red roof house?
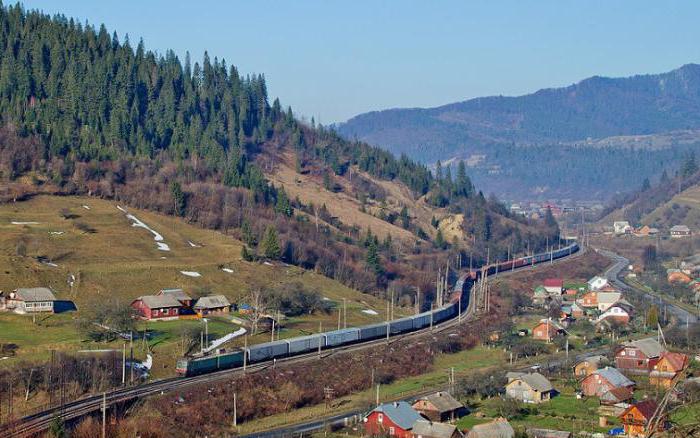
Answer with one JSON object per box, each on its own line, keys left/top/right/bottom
{"left": 650, "top": 352, "right": 689, "bottom": 388}
{"left": 363, "top": 401, "right": 423, "bottom": 438}
{"left": 615, "top": 338, "right": 665, "bottom": 374}
{"left": 543, "top": 279, "right": 564, "bottom": 294}
{"left": 619, "top": 400, "right": 667, "bottom": 437}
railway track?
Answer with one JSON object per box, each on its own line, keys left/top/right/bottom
{"left": 2, "top": 244, "right": 583, "bottom": 437}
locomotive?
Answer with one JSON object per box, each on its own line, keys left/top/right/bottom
{"left": 176, "top": 242, "right": 579, "bottom": 376}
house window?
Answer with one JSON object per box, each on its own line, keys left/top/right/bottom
{"left": 389, "top": 427, "right": 395, "bottom": 435}
{"left": 378, "top": 414, "right": 383, "bottom": 423}
{"left": 628, "top": 350, "right": 636, "bottom": 357}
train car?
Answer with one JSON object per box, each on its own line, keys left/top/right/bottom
{"left": 433, "top": 305, "right": 456, "bottom": 324}
{"left": 412, "top": 311, "right": 432, "bottom": 330}
{"left": 359, "top": 322, "right": 388, "bottom": 341}
{"left": 176, "top": 350, "right": 244, "bottom": 376}
{"left": 324, "top": 328, "right": 360, "bottom": 347}
{"left": 389, "top": 316, "right": 413, "bottom": 334}
{"left": 246, "top": 339, "right": 289, "bottom": 363}
{"left": 287, "top": 334, "right": 325, "bottom": 354}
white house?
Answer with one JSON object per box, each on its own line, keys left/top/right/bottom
{"left": 613, "top": 221, "right": 632, "bottom": 235}
{"left": 587, "top": 276, "right": 609, "bottom": 291}
{"left": 597, "top": 292, "right": 622, "bottom": 312}
{"left": 670, "top": 225, "right": 691, "bottom": 238}
{"left": 6, "top": 288, "right": 57, "bottom": 313}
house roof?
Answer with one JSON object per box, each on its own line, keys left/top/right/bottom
{"left": 658, "top": 352, "right": 688, "bottom": 372}
{"left": 620, "top": 400, "right": 658, "bottom": 421}
{"left": 159, "top": 288, "right": 192, "bottom": 301}
{"left": 575, "top": 354, "right": 607, "bottom": 368}
{"left": 136, "top": 294, "right": 181, "bottom": 309}
{"left": 597, "top": 292, "right": 622, "bottom": 304}
{"left": 600, "top": 386, "right": 634, "bottom": 403}
{"left": 622, "top": 338, "right": 665, "bottom": 358}
{"left": 592, "top": 367, "right": 635, "bottom": 388}
{"left": 509, "top": 372, "right": 554, "bottom": 393}
{"left": 412, "top": 420, "right": 457, "bottom": 438}
{"left": 543, "top": 279, "right": 563, "bottom": 288}
{"left": 671, "top": 225, "right": 690, "bottom": 233}
{"left": 526, "top": 428, "right": 572, "bottom": 438}
{"left": 371, "top": 401, "right": 423, "bottom": 430}
{"left": 467, "top": 418, "right": 514, "bottom": 438}
{"left": 417, "top": 391, "right": 463, "bottom": 413}
{"left": 13, "top": 287, "right": 56, "bottom": 302}
{"left": 194, "top": 295, "right": 231, "bottom": 309}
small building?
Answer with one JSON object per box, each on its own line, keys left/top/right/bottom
{"left": 569, "top": 302, "right": 584, "bottom": 318}
{"left": 579, "top": 291, "right": 598, "bottom": 308}
{"left": 667, "top": 269, "right": 692, "bottom": 284}
{"left": 580, "top": 367, "right": 635, "bottom": 397}
{"left": 158, "top": 288, "right": 193, "bottom": 307}
{"left": 670, "top": 225, "right": 691, "bottom": 238}
{"left": 131, "top": 295, "right": 181, "bottom": 320}
{"left": 587, "top": 276, "right": 609, "bottom": 291}
{"left": 5, "top": 288, "right": 57, "bottom": 313}
{"left": 466, "top": 418, "right": 514, "bottom": 438}
{"left": 412, "top": 420, "right": 462, "bottom": 438}
{"left": 193, "top": 295, "right": 231, "bottom": 316}
{"left": 619, "top": 400, "right": 667, "bottom": 437}
{"left": 526, "top": 428, "right": 572, "bottom": 438}
{"left": 596, "top": 292, "right": 622, "bottom": 312}
{"left": 573, "top": 355, "right": 608, "bottom": 378}
{"left": 600, "top": 386, "right": 634, "bottom": 405}
{"left": 615, "top": 338, "right": 665, "bottom": 374}
{"left": 596, "top": 300, "right": 634, "bottom": 326}
{"left": 363, "top": 401, "right": 423, "bottom": 438}
{"left": 613, "top": 221, "right": 632, "bottom": 235}
{"left": 532, "top": 319, "right": 566, "bottom": 342}
{"left": 412, "top": 391, "right": 465, "bottom": 422}
{"left": 649, "top": 351, "right": 689, "bottom": 388}
{"left": 543, "top": 279, "right": 564, "bottom": 294}
{"left": 505, "top": 372, "right": 556, "bottom": 404}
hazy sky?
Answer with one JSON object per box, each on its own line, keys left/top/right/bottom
{"left": 23, "top": 1, "right": 700, "bottom": 123}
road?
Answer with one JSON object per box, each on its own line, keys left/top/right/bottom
{"left": 596, "top": 248, "right": 699, "bottom": 324}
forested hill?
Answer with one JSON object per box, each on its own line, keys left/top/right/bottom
{"left": 0, "top": 4, "right": 558, "bottom": 304}
{"left": 338, "top": 65, "right": 700, "bottom": 200}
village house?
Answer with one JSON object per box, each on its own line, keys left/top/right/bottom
{"left": 526, "top": 428, "right": 572, "bottom": 438}
{"left": 466, "top": 418, "right": 514, "bottom": 438}
{"left": 363, "top": 401, "right": 423, "bottom": 438}
{"left": 615, "top": 338, "right": 665, "bottom": 374}
{"left": 412, "top": 391, "right": 465, "bottom": 422}
{"left": 579, "top": 291, "right": 598, "bottom": 308}
{"left": 667, "top": 269, "right": 693, "bottom": 284}
{"left": 587, "top": 276, "right": 609, "bottom": 291}
{"left": 599, "top": 386, "right": 634, "bottom": 406}
{"left": 573, "top": 355, "right": 608, "bottom": 378}
{"left": 670, "top": 225, "right": 692, "bottom": 238}
{"left": 5, "top": 287, "right": 57, "bottom": 313}
{"left": 131, "top": 295, "right": 181, "bottom": 320}
{"left": 596, "top": 292, "right": 622, "bottom": 312}
{"left": 613, "top": 221, "right": 632, "bottom": 235}
{"left": 158, "top": 288, "right": 193, "bottom": 307}
{"left": 596, "top": 299, "right": 634, "bottom": 326}
{"left": 619, "top": 399, "right": 667, "bottom": 437}
{"left": 580, "top": 367, "right": 635, "bottom": 397}
{"left": 532, "top": 319, "right": 566, "bottom": 342}
{"left": 412, "top": 420, "right": 462, "bottom": 438}
{"left": 649, "top": 351, "right": 689, "bottom": 388}
{"left": 193, "top": 295, "right": 231, "bottom": 316}
{"left": 543, "top": 278, "right": 564, "bottom": 294}
{"left": 505, "top": 372, "right": 556, "bottom": 404}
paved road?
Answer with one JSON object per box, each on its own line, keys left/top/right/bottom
{"left": 596, "top": 248, "right": 698, "bottom": 324}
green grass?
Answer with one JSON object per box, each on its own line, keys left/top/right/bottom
{"left": 0, "top": 195, "right": 401, "bottom": 371}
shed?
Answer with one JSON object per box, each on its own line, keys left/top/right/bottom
{"left": 526, "top": 428, "right": 572, "bottom": 438}
{"left": 466, "top": 418, "right": 514, "bottom": 438}
{"left": 412, "top": 420, "right": 462, "bottom": 438}
{"left": 412, "top": 391, "right": 465, "bottom": 422}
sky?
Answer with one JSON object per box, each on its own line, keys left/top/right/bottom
{"left": 22, "top": 0, "right": 700, "bottom": 124}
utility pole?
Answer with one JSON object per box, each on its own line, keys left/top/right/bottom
{"left": 430, "top": 303, "right": 434, "bottom": 330}
{"left": 376, "top": 384, "right": 380, "bottom": 407}
{"left": 415, "top": 287, "right": 420, "bottom": 315}
{"left": 243, "top": 335, "right": 247, "bottom": 372}
{"left": 337, "top": 306, "right": 341, "bottom": 330}
{"left": 343, "top": 298, "right": 347, "bottom": 329}
{"left": 129, "top": 331, "right": 134, "bottom": 384}
{"left": 271, "top": 318, "right": 275, "bottom": 342}
{"left": 233, "top": 392, "right": 237, "bottom": 428}
{"left": 122, "top": 343, "right": 126, "bottom": 385}
{"left": 101, "top": 392, "right": 106, "bottom": 438}
{"left": 318, "top": 321, "right": 323, "bottom": 358}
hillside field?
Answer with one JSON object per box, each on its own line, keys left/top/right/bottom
{"left": 0, "top": 195, "right": 399, "bottom": 371}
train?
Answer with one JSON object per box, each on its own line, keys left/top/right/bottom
{"left": 175, "top": 242, "right": 579, "bottom": 377}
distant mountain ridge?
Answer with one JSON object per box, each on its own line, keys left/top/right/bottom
{"left": 338, "top": 64, "right": 700, "bottom": 199}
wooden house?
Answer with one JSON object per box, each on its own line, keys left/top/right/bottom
{"left": 412, "top": 420, "right": 462, "bottom": 438}
{"left": 5, "top": 288, "right": 56, "bottom": 313}
{"left": 505, "top": 372, "right": 555, "bottom": 404}
{"left": 650, "top": 352, "right": 689, "bottom": 388}
{"left": 532, "top": 319, "right": 566, "bottom": 342}
{"left": 158, "top": 288, "right": 193, "bottom": 307}
{"left": 619, "top": 400, "right": 667, "bottom": 437}
{"left": 580, "top": 367, "right": 635, "bottom": 397}
{"left": 615, "top": 338, "right": 665, "bottom": 374}
{"left": 573, "top": 355, "right": 607, "bottom": 378}
{"left": 466, "top": 418, "right": 514, "bottom": 438}
{"left": 412, "top": 391, "right": 465, "bottom": 422}
{"left": 363, "top": 401, "right": 423, "bottom": 438}
{"left": 131, "top": 295, "right": 181, "bottom": 320}
{"left": 193, "top": 295, "right": 231, "bottom": 316}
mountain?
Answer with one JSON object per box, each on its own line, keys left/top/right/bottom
{"left": 338, "top": 65, "right": 700, "bottom": 200}
{"left": 0, "top": 4, "right": 558, "bottom": 304}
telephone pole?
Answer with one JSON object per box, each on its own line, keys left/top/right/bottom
{"left": 101, "top": 392, "right": 107, "bottom": 438}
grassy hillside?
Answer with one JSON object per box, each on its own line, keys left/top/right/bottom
{"left": 643, "top": 184, "right": 700, "bottom": 230}
{"left": 0, "top": 195, "right": 399, "bottom": 368}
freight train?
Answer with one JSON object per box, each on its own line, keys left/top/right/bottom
{"left": 176, "top": 242, "right": 579, "bottom": 376}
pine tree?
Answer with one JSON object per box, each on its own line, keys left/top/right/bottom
{"left": 435, "top": 229, "right": 446, "bottom": 249}
{"left": 261, "top": 225, "right": 281, "bottom": 259}
{"left": 170, "top": 181, "right": 186, "bottom": 216}
{"left": 366, "top": 239, "right": 383, "bottom": 275}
